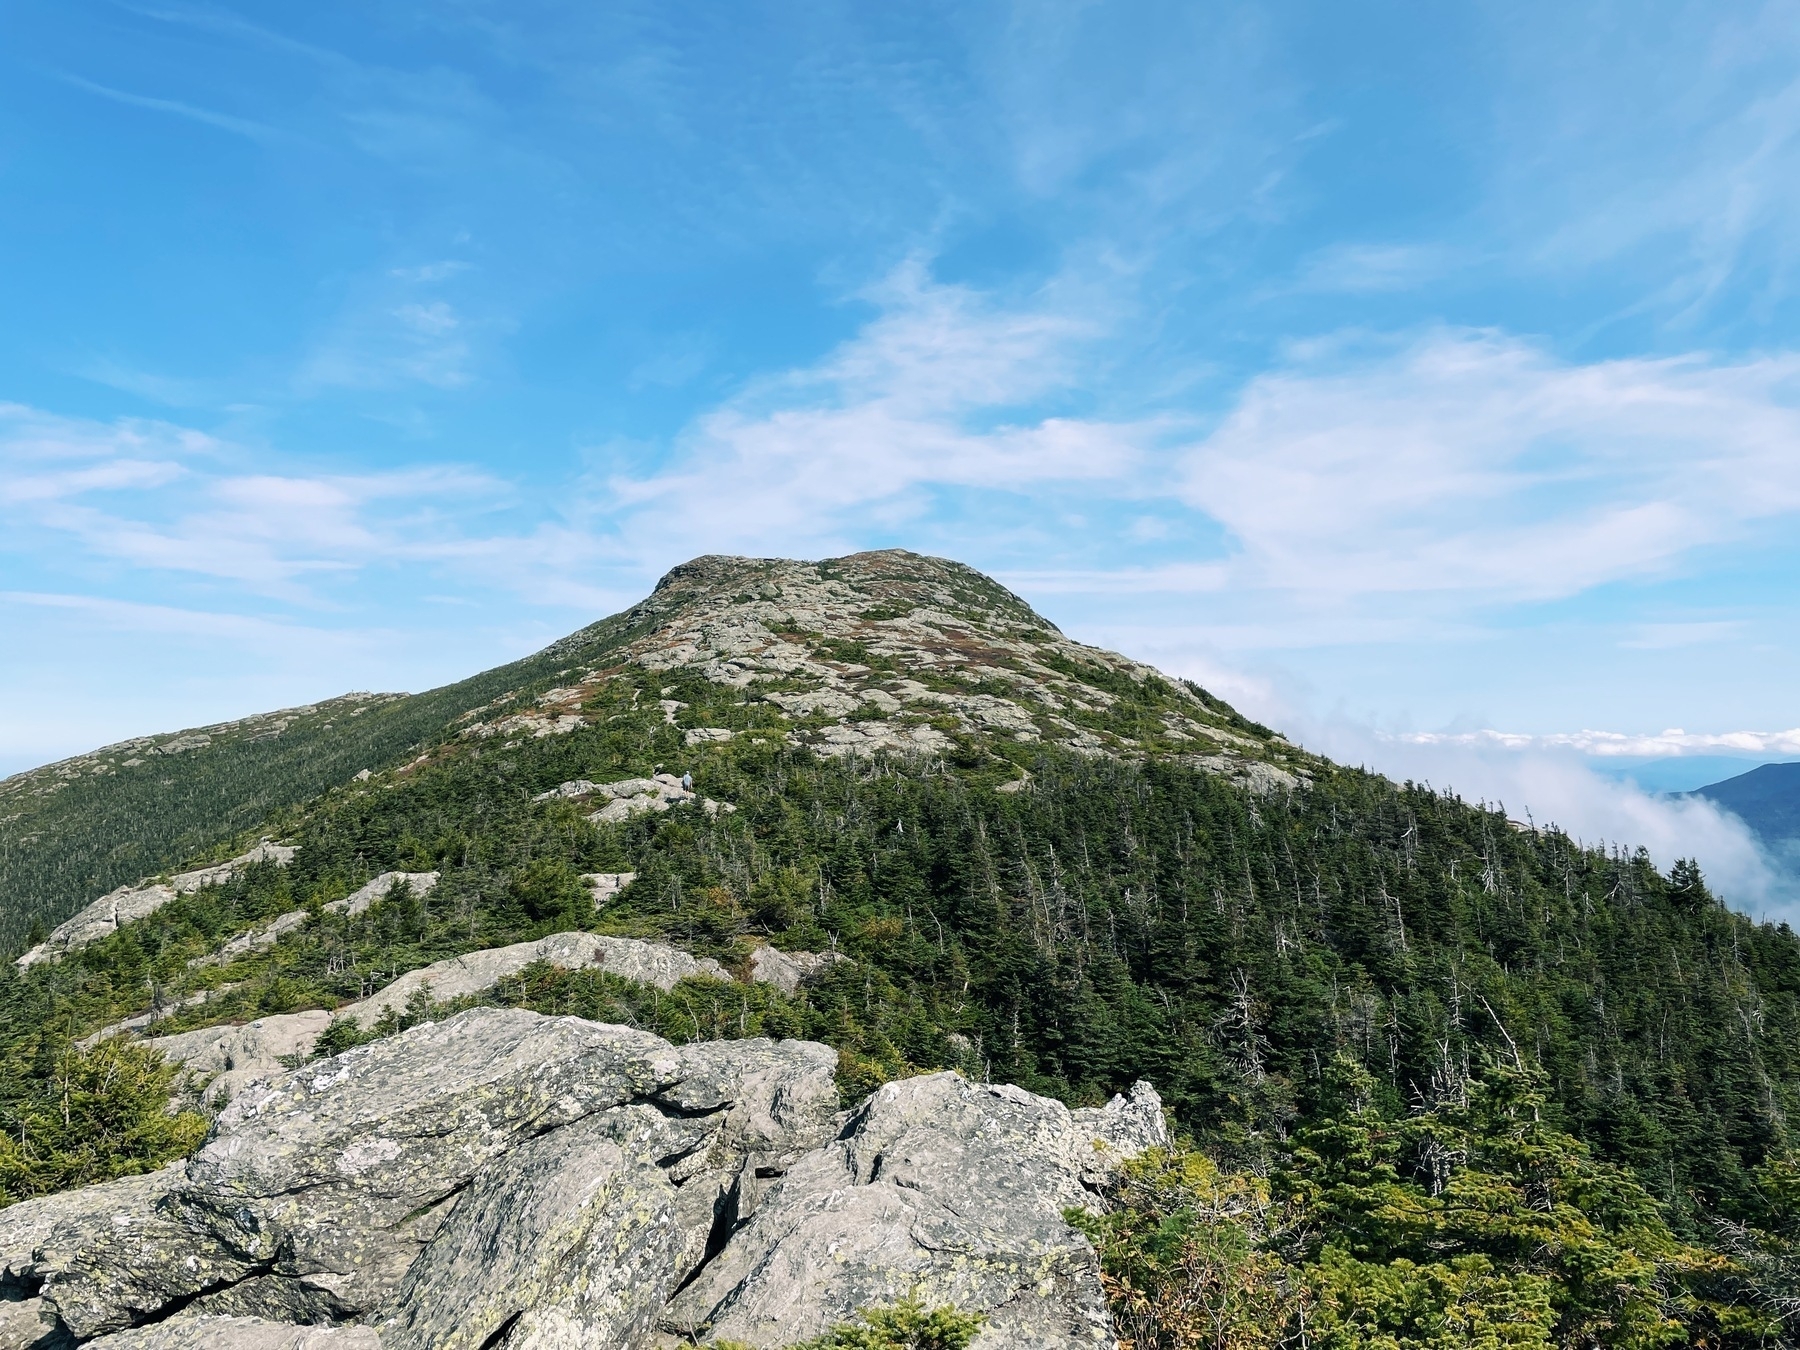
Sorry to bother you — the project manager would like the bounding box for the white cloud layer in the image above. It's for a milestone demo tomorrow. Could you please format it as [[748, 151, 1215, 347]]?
[[1295, 717, 1800, 922], [1400, 726, 1800, 758]]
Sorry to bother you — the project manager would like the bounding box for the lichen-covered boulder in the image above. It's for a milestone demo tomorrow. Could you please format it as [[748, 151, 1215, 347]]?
[[9, 1005, 1154, 1350], [30, 1010, 840, 1346], [746, 946, 848, 996], [145, 1012, 335, 1106], [660, 1071, 1167, 1349], [378, 1107, 692, 1350], [0, 1167, 191, 1346], [85, 1316, 380, 1349]]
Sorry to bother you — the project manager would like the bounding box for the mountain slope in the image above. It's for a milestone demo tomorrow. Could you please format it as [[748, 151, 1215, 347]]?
[[0, 550, 1300, 951], [4, 549, 1800, 1253], [1695, 761, 1800, 852]]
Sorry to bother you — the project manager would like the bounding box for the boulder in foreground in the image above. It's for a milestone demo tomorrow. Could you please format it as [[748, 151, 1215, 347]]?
[[0, 1007, 1164, 1350]]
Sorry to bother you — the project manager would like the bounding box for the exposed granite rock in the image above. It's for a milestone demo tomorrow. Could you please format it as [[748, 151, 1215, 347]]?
[[662, 1070, 1167, 1348], [583, 872, 636, 907], [13, 1007, 1156, 1350], [0, 1166, 183, 1302], [0, 1296, 54, 1350], [377, 1107, 688, 1350], [17, 843, 298, 969], [764, 690, 861, 720], [145, 1012, 335, 1107], [324, 873, 438, 919], [532, 780, 602, 803], [344, 932, 729, 1029], [145, 936, 730, 1100], [510, 550, 1310, 780], [28, 1010, 841, 1347], [1181, 754, 1305, 794], [747, 945, 849, 996], [193, 911, 310, 969], [574, 774, 735, 824], [460, 712, 583, 741], [79, 987, 236, 1048], [44, 1012, 681, 1330], [86, 1316, 381, 1349], [792, 721, 952, 758]]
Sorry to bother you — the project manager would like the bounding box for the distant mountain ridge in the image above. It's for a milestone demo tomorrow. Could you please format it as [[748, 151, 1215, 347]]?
[[1692, 762, 1800, 881]]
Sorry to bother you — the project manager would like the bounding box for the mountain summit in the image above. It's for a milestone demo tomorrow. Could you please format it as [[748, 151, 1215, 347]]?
[[491, 549, 1303, 780], [0, 550, 1301, 949]]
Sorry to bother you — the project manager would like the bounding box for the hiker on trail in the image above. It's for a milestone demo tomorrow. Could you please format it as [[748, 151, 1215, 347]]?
[[681, 770, 693, 794]]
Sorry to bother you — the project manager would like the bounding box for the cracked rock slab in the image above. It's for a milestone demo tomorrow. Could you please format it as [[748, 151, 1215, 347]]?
[[324, 873, 438, 919], [85, 1316, 382, 1350], [34, 1011, 841, 1345], [44, 1011, 683, 1331], [661, 1071, 1166, 1349], [377, 1107, 690, 1350], [746, 946, 848, 997], [19, 843, 298, 970]]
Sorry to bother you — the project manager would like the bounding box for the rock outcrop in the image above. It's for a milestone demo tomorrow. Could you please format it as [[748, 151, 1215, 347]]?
[[145, 934, 731, 1104], [746, 945, 848, 996], [662, 1073, 1166, 1347], [501, 550, 1311, 780], [326, 873, 439, 920], [583, 872, 637, 907], [18, 842, 298, 969], [88, 1317, 381, 1349], [0, 1008, 1163, 1350], [343, 932, 729, 1029]]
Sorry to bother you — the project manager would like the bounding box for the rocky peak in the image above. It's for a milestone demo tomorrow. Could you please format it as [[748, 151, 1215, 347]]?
[[496, 549, 1309, 784]]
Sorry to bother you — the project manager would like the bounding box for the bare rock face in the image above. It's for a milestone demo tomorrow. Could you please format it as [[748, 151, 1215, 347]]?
[[746, 945, 848, 996], [0, 1167, 187, 1349], [146, 1011, 335, 1106], [86, 1317, 382, 1349], [661, 1071, 1168, 1349], [25, 1010, 839, 1346], [583, 872, 637, 907], [7, 1008, 1159, 1350], [344, 932, 729, 1029], [18, 844, 298, 969], [143, 935, 732, 1106], [324, 873, 438, 920], [377, 1108, 689, 1350]]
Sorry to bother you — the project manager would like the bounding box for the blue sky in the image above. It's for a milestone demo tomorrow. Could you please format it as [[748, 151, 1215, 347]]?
[[6, 1, 1800, 899]]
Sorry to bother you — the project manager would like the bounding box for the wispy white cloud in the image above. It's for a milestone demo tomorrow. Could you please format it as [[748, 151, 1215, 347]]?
[[1287, 242, 1460, 295], [59, 72, 287, 143], [297, 293, 483, 393], [594, 261, 1159, 556], [1176, 329, 1800, 603], [1497, 1, 1800, 311], [0, 406, 513, 601], [1285, 713, 1799, 917], [0, 589, 365, 646]]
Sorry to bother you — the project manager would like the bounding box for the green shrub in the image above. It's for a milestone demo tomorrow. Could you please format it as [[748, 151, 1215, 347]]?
[[716, 1296, 985, 1349], [0, 1039, 207, 1205]]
